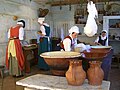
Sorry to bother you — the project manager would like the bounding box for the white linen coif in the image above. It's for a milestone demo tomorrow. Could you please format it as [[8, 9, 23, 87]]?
[[38, 18, 45, 24], [69, 26, 79, 34]]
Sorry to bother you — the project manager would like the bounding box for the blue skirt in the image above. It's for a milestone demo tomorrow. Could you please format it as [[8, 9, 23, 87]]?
[[37, 37, 51, 70]]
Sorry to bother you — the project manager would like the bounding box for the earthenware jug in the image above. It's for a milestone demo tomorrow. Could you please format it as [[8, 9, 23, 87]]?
[[87, 61, 104, 85], [66, 60, 86, 86]]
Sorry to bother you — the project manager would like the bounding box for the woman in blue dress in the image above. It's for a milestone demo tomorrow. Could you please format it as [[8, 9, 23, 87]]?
[[37, 17, 51, 70]]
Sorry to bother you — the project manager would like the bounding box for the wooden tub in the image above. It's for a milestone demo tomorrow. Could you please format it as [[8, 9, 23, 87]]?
[[40, 51, 81, 76]]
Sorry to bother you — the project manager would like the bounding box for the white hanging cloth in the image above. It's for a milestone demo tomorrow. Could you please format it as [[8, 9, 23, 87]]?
[[84, 1, 98, 37]]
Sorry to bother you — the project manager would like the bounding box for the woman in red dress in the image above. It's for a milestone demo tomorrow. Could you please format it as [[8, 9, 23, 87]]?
[[6, 20, 25, 77]]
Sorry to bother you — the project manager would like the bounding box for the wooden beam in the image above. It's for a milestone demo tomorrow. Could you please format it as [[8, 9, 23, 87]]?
[[46, 0, 111, 6], [46, 0, 81, 6]]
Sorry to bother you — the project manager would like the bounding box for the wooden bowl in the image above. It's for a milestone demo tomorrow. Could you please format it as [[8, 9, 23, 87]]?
[[82, 46, 112, 60], [40, 51, 81, 76]]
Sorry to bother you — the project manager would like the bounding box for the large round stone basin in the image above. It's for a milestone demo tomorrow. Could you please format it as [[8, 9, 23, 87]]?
[[40, 51, 81, 76]]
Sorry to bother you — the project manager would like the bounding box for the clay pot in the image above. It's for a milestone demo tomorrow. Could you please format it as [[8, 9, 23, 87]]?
[[87, 61, 104, 86], [66, 60, 86, 86], [44, 58, 69, 76], [83, 46, 111, 60], [40, 51, 81, 76], [13, 16, 18, 21]]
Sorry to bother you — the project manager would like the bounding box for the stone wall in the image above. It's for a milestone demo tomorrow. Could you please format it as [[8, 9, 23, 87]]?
[[0, 0, 51, 65]]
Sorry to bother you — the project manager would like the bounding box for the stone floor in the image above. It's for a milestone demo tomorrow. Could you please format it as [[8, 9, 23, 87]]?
[[108, 67, 120, 90], [0, 65, 120, 90]]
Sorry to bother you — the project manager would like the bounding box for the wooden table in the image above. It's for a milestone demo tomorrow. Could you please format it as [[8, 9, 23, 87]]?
[[23, 44, 38, 73], [16, 74, 110, 90]]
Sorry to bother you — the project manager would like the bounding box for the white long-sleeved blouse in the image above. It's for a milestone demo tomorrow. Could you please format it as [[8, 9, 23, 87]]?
[[63, 35, 77, 51], [8, 27, 24, 40], [94, 35, 108, 46]]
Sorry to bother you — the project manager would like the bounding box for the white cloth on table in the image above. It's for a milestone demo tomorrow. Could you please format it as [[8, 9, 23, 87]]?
[[75, 43, 91, 52], [84, 1, 98, 37]]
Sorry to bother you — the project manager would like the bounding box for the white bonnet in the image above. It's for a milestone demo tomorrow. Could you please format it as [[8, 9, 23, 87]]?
[[17, 19, 25, 28], [17, 22, 23, 26], [102, 30, 107, 33], [69, 26, 79, 34], [38, 17, 45, 24]]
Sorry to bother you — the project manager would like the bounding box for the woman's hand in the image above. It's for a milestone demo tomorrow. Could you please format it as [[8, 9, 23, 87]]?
[[37, 31, 43, 36], [94, 42, 102, 46]]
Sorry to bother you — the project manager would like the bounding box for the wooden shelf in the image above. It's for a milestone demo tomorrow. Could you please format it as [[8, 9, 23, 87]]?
[[75, 24, 85, 25], [78, 34, 98, 37], [109, 28, 120, 30], [109, 40, 120, 42]]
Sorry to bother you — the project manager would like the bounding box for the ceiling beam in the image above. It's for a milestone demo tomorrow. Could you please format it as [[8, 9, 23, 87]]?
[[46, 0, 82, 6], [46, 0, 109, 6]]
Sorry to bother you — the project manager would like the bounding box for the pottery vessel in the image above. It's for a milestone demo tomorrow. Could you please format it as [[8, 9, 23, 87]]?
[[87, 61, 104, 85], [80, 46, 111, 85], [43, 58, 69, 76], [66, 60, 86, 86], [82, 46, 112, 61], [40, 51, 81, 76]]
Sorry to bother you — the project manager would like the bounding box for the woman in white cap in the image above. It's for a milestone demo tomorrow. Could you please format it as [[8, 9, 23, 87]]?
[[60, 26, 79, 51], [37, 17, 51, 70], [94, 30, 108, 46], [6, 20, 25, 77]]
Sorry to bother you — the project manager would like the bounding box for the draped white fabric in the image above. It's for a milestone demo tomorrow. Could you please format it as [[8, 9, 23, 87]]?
[[84, 1, 98, 37]]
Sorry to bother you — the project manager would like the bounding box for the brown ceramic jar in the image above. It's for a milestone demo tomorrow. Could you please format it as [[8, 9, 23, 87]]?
[[66, 60, 86, 86], [87, 61, 104, 86]]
